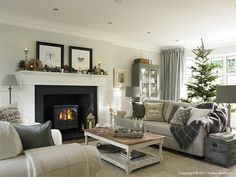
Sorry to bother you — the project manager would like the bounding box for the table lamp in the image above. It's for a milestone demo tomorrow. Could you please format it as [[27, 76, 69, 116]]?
[[216, 85, 236, 131], [1, 74, 19, 104], [125, 86, 140, 102]]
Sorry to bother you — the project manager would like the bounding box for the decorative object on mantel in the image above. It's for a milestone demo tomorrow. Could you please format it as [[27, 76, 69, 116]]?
[[17, 60, 27, 71], [16, 42, 107, 75], [69, 46, 93, 72], [1, 74, 19, 104], [43, 65, 62, 72], [24, 47, 29, 61], [36, 41, 64, 68], [89, 60, 108, 75], [26, 59, 43, 71], [62, 65, 78, 73]]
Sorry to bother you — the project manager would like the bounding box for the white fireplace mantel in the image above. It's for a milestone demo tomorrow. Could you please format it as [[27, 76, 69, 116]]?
[[16, 71, 108, 124]]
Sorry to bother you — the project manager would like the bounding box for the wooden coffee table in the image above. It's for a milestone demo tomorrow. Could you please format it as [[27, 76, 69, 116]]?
[[84, 128, 165, 174]]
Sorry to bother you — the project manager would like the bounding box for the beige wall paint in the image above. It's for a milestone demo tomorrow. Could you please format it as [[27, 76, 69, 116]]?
[[0, 24, 159, 113]]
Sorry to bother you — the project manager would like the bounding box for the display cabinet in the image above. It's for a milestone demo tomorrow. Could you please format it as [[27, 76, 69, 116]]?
[[132, 63, 159, 99]]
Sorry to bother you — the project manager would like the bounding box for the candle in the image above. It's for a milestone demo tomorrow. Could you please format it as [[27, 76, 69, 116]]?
[[24, 47, 28, 52], [98, 60, 102, 64]]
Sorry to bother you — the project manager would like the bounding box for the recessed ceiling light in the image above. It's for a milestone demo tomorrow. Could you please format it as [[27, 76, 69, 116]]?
[[53, 8, 59, 11], [108, 22, 113, 25], [147, 32, 151, 34]]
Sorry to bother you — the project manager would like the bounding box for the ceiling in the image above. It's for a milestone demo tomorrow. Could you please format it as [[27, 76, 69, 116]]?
[[1, 0, 236, 51]]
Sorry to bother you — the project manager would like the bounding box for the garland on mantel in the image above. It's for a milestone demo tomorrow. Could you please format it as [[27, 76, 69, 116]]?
[[16, 59, 108, 75]]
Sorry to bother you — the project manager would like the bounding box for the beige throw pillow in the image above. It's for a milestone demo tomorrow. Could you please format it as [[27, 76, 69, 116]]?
[[144, 103, 164, 121], [187, 107, 212, 125], [0, 121, 23, 160]]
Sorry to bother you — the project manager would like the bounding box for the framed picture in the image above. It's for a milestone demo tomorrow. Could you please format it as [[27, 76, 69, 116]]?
[[36, 41, 64, 68], [69, 46, 93, 71], [113, 68, 128, 88]]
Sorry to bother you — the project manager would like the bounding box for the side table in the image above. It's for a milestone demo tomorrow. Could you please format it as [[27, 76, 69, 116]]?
[[204, 135, 236, 167]]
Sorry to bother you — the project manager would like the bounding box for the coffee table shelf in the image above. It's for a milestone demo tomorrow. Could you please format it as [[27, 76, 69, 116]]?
[[101, 152, 161, 173]]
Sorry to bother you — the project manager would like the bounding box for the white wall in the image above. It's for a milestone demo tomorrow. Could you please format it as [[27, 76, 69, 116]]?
[[0, 24, 159, 114]]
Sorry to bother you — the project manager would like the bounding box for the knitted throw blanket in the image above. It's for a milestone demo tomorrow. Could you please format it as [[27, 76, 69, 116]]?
[[170, 121, 201, 149]]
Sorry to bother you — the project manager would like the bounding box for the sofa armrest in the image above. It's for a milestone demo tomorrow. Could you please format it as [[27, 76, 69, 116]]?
[[51, 129, 62, 145]]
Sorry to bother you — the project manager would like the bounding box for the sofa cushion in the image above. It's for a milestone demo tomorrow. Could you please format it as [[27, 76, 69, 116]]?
[[165, 102, 182, 122], [170, 107, 192, 126], [13, 120, 54, 150], [0, 121, 23, 160], [187, 107, 212, 125], [143, 102, 164, 121], [144, 121, 172, 136], [0, 103, 22, 124], [144, 100, 169, 120], [132, 102, 145, 118]]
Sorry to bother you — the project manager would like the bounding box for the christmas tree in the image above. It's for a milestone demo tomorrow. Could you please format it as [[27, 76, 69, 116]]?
[[185, 39, 218, 103]]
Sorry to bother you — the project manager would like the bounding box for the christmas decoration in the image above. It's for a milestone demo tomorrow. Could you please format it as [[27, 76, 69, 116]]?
[[16, 59, 107, 75], [26, 59, 43, 71], [184, 39, 218, 103], [16, 60, 26, 71]]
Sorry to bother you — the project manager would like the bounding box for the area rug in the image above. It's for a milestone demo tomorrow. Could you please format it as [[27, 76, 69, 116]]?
[[95, 146, 232, 177], [64, 140, 234, 177]]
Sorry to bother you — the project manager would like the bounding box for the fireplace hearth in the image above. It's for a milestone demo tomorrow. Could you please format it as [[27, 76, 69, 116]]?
[[35, 85, 97, 140]]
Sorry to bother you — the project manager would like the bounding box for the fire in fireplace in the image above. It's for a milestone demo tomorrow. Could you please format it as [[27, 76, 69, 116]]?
[[53, 105, 79, 130]]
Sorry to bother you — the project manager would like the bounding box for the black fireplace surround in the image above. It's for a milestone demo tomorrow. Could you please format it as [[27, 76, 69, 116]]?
[[35, 85, 97, 140]]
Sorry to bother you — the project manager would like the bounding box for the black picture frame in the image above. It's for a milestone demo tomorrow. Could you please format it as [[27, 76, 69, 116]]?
[[69, 46, 93, 71], [36, 41, 64, 68]]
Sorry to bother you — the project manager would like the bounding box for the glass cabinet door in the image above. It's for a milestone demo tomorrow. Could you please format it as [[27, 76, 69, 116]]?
[[140, 68, 149, 98], [132, 63, 159, 100], [149, 69, 158, 98]]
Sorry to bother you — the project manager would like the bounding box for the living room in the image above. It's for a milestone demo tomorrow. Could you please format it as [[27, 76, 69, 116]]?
[[1, 0, 236, 177]]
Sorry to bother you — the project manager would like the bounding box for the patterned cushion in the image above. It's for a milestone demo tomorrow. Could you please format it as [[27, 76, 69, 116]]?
[[0, 104, 22, 124], [170, 107, 192, 126], [143, 103, 164, 121], [167, 104, 181, 123]]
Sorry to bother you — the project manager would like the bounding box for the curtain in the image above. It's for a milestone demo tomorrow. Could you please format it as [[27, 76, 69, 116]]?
[[160, 48, 184, 101]]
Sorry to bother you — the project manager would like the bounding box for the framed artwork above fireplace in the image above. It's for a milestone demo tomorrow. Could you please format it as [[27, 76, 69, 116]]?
[[36, 41, 64, 68], [69, 46, 93, 71]]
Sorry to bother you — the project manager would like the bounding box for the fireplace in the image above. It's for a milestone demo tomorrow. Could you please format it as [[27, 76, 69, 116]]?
[[53, 105, 79, 130], [35, 85, 97, 140]]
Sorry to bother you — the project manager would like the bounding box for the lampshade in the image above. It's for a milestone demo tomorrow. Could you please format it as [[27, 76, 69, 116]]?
[[1, 75, 19, 86], [125, 86, 140, 98], [216, 85, 236, 103]]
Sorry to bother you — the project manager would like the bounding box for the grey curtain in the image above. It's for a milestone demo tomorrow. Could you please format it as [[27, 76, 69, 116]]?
[[160, 48, 184, 101]]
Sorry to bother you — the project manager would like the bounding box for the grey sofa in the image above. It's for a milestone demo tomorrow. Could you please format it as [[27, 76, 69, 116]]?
[[115, 99, 207, 157]]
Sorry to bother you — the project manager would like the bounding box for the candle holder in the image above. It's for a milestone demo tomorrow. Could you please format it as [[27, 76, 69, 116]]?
[[24, 47, 29, 60]]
